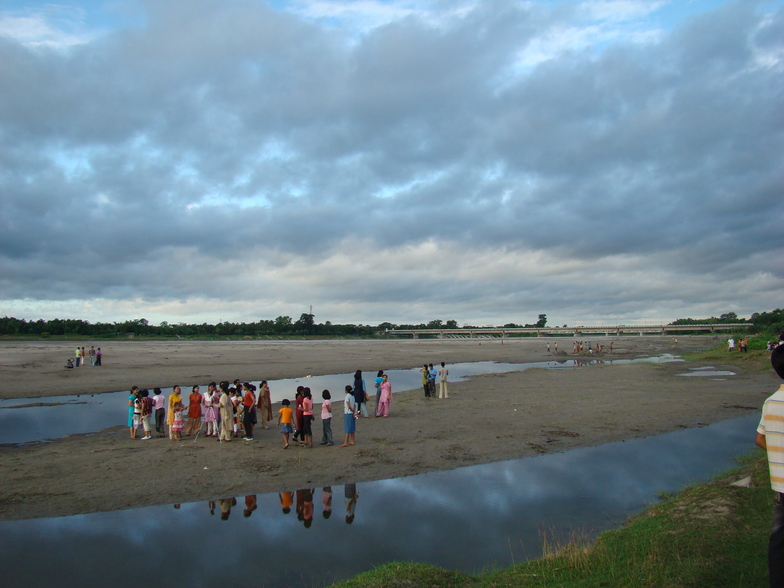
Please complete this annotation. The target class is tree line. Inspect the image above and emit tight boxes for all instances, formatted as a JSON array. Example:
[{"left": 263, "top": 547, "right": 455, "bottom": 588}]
[{"left": 0, "top": 310, "right": 778, "bottom": 339}]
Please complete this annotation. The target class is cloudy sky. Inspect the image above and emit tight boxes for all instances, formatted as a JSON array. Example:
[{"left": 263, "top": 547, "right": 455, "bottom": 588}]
[{"left": 1, "top": 0, "right": 782, "bottom": 327}]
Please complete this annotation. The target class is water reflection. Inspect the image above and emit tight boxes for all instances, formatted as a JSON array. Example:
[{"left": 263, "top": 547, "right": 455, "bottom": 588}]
[
  {"left": 0, "top": 414, "right": 757, "bottom": 588},
  {"left": 0, "top": 356, "right": 682, "bottom": 444}
]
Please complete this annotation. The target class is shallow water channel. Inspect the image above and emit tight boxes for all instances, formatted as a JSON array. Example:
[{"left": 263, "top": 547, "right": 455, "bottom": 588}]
[
  {"left": 0, "top": 413, "right": 758, "bottom": 588},
  {"left": 0, "top": 356, "right": 680, "bottom": 444}
]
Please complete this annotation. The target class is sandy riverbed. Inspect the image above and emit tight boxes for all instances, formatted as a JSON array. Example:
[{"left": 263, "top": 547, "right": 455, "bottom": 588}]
[{"left": 0, "top": 336, "right": 772, "bottom": 521}]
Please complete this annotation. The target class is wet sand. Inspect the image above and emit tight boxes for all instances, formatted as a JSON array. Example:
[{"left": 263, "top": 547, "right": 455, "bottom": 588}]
[{"left": 0, "top": 336, "right": 771, "bottom": 521}]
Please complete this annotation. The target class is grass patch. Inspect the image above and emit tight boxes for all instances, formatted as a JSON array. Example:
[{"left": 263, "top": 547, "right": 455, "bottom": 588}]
[{"left": 331, "top": 452, "right": 773, "bottom": 587}]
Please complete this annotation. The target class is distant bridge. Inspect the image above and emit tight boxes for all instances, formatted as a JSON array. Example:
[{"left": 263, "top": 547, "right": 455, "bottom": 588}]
[{"left": 385, "top": 324, "right": 752, "bottom": 339}]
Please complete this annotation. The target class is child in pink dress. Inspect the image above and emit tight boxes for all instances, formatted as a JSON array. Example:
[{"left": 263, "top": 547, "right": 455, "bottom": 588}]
[
  {"left": 171, "top": 401, "right": 185, "bottom": 440},
  {"left": 376, "top": 374, "right": 392, "bottom": 417}
]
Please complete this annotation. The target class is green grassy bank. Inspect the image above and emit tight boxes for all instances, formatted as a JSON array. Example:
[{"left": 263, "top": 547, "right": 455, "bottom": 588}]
[{"left": 333, "top": 451, "right": 772, "bottom": 587}]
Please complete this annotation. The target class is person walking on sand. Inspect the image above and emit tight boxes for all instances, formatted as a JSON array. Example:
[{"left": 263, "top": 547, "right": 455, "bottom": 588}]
[
  {"left": 185, "top": 385, "right": 202, "bottom": 436},
  {"left": 340, "top": 385, "right": 357, "bottom": 447},
  {"left": 438, "top": 362, "right": 449, "bottom": 399},
  {"left": 376, "top": 374, "right": 391, "bottom": 417},
  {"left": 756, "top": 344, "right": 784, "bottom": 586},
  {"left": 257, "top": 380, "right": 272, "bottom": 429}
]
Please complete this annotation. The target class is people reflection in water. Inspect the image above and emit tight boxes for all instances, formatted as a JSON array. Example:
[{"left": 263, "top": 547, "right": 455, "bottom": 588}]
[
  {"left": 279, "top": 491, "right": 293, "bottom": 514},
  {"left": 344, "top": 483, "right": 358, "bottom": 524},
  {"left": 218, "top": 497, "right": 236, "bottom": 520},
  {"left": 243, "top": 495, "right": 257, "bottom": 518},
  {"left": 209, "top": 500, "right": 216, "bottom": 515},
  {"left": 322, "top": 486, "right": 332, "bottom": 519},
  {"left": 296, "top": 488, "right": 315, "bottom": 528}
]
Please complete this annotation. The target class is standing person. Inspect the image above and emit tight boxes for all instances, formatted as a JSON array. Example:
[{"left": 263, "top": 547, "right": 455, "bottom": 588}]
[
  {"left": 81, "top": 347, "right": 86, "bottom": 367},
  {"left": 428, "top": 364, "right": 437, "bottom": 398},
  {"left": 242, "top": 383, "right": 257, "bottom": 441},
  {"left": 320, "top": 390, "right": 333, "bottom": 446},
  {"left": 128, "top": 386, "right": 139, "bottom": 439},
  {"left": 89, "top": 346, "right": 96, "bottom": 366},
  {"left": 293, "top": 386, "right": 305, "bottom": 445},
  {"left": 75, "top": 347, "right": 82, "bottom": 368},
  {"left": 167, "top": 386, "right": 183, "bottom": 440},
  {"left": 278, "top": 399, "right": 294, "bottom": 449},
  {"left": 139, "top": 389, "right": 153, "bottom": 440},
  {"left": 170, "top": 391, "right": 185, "bottom": 441},
  {"left": 438, "top": 362, "right": 449, "bottom": 399},
  {"left": 420, "top": 364, "right": 430, "bottom": 398},
  {"left": 756, "top": 344, "right": 784, "bottom": 587},
  {"left": 186, "top": 385, "right": 202, "bottom": 437},
  {"left": 95, "top": 347, "right": 102, "bottom": 366},
  {"left": 203, "top": 383, "right": 218, "bottom": 437},
  {"left": 153, "top": 387, "right": 166, "bottom": 437},
  {"left": 257, "top": 380, "right": 273, "bottom": 429},
  {"left": 728, "top": 337, "right": 736, "bottom": 351},
  {"left": 353, "top": 370, "right": 369, "bottom": 418},
  {"left": 218, "top": 381, "right": 233, "bottom": 442},
  {"left": 376, "top": 374, "right": 391, "bottom": 417},
  {"left": 373, "top": 370, "right": 384, "bottom": 415},
  {"left": 340, "top": 385, "right": 357, "bottom": 447},
  {"left": 301, "top": 388, "right": 314, "bottom": 448}
]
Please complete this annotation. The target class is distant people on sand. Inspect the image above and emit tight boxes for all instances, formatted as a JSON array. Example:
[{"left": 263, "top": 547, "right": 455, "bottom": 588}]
[
  {"left": 438, "top": 362, "right": 449, "bottom": 399},
  {"left": 89, "top": 346, "right": 96, "bottom": 366},
  {"left": 65, "top": 358, "right": 74, "bottom": 369},
  {"left": 95, "top": 347, "right": 102, "bottom": 366},
  {"left": 75, "top": 347, "right": 82, "bottom": 367},
  {"left": 428, "top": 364, "right": 437, "bottom": 397},
  {"left": 420, "top": 364, "right": 430, "bottom": 397}
]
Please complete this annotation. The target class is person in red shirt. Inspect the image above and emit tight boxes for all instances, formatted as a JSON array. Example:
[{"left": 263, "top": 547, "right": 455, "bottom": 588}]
[
  {"left": 185, "top": 385, "right": 202, "bottom": 436},
  {"left": 242, "top": 383, "right": 257, "bottom": 441}
]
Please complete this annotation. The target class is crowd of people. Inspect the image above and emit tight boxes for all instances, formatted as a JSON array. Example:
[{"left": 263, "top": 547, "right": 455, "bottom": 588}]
[
  {"left": 66, "top": 345, "right": 102, "bottom": 368},
  {"left": 126, "top": 364, "right": 450, "bottom": 447}
]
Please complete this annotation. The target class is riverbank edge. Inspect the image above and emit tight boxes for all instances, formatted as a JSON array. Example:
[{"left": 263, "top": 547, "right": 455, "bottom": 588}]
[{"left": 332, "top": 450, "right": 772, "bottom": 587}]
